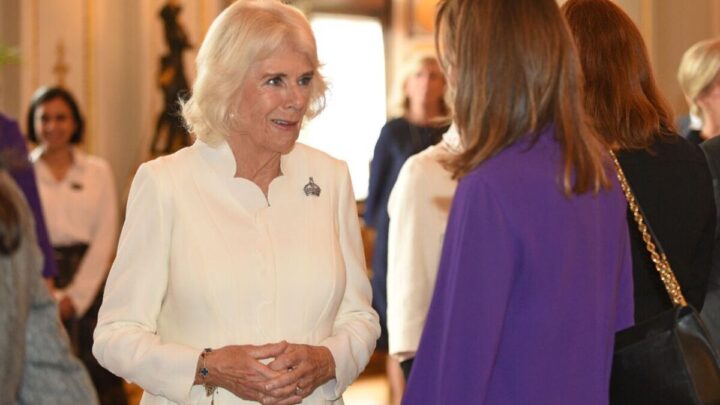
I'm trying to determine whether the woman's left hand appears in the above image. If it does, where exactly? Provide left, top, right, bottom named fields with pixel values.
left=264, top=344, right=336, bottom=400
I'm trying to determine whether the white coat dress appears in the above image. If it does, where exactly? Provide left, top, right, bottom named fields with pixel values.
left=93, top=140, right=380, bottom=405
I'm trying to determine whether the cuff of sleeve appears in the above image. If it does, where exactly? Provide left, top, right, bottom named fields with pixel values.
left=319, top=337, right=353, bottom=400
left=160, top=346, right=203, bottom=404
left=93, top=333, right=201, bottom=405
left=391, top=351, right=416, bottom=362
left=320, top=378, right=340, bottom=401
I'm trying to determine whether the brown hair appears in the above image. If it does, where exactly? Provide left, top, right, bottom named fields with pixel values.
left=436, top=0, right=609, bottom=195
left=562, top=0, right=675, bottom=151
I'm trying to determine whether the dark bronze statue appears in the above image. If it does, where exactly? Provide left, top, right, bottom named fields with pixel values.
left=153, top=0, right=192, bottom=155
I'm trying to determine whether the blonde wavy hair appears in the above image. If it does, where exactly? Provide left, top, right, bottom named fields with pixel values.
left=678, top=37, right=720, bottom=118
left=181, top=0, right=327, bottom=145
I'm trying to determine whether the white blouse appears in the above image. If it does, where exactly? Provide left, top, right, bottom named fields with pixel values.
left=93, top=140, right=379, bottom=405
left=386, top=130, right=459, bottom=362
left=30, top=146, right=118, bottom=317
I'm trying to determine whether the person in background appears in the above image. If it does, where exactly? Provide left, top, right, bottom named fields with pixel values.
left=699, top=136, right=720, bottom=351
left=0, top=163, right=98, bottom=404
left=26, top=86, right=124, bottom=404
left=93, top=1, right=379, bottom=404
left=0, top=41, right=96, bottom=405
left=404, top=0, right=634, bottom=403
left=386, top=123, right=459, bottom=381
left=564, top=0, right=715, bottom=323
left=678, top=37, right=720, bottom=144
left=0, top=43, right=57, bottom=280
left=363, top=52, right=449, bottom=404
left=681, top=38, right=720, bottom=348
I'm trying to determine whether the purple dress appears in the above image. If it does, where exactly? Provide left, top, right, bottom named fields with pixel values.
left=403, top=128, right=634, bottom=404
left=0, top=113, right=58, bottom=278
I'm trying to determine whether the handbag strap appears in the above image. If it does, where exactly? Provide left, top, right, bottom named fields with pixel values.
left=609, top=152, right=688, bottom=307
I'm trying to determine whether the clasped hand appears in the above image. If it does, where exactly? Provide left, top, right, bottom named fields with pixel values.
left=201, top=341, right=335, bottom=405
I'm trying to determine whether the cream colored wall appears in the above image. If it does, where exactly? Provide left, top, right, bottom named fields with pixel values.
left=613, top=0, right=720, bottom=116
left=0, top=0, right=21, bottom=119
left=643, top=0, right=720, bottom=116
left=387, top=0, right=437, bottom=108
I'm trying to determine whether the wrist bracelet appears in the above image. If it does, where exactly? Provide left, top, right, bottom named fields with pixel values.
left=200, top=348, right=217, bottom=397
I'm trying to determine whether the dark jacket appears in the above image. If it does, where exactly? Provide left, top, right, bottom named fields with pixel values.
left=364, top=117, right=447, bottom=348
left=617, top=133, right=715, bottom=323
left=699, top=136, right=720, bottom=349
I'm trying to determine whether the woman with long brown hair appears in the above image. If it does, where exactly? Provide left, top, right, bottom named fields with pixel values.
left=403, top=0, right=633, bottom=403
left=563, top=0, right=715, bottom=324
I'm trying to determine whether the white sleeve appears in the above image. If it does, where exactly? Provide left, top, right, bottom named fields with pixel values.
left=93, top=164, right=200, bottom=404
left=63, top=160, right=118, bottom=317
left=387, top=156, right=444, bottom=360
left=320, top=162, right=381, bottom=400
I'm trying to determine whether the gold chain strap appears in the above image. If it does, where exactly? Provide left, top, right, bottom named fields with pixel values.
left=609, top=152, right=687, bottom=307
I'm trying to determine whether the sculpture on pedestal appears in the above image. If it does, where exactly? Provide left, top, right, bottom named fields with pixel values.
left=152, top=0, right=192, bottom=155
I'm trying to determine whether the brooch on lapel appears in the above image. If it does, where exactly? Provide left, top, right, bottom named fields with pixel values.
left=303, top=177, right=321, bottom=197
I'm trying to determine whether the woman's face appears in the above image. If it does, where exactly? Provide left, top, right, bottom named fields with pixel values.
left=232, top=44, right=314, bottom=156
left=405, top=59, right=446, bottom=108
left=34, top=97, right=76, bottom=151
left=697, top=77, right=720, bottom=124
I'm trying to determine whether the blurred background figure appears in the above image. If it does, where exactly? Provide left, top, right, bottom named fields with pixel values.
left=0, top=164, right=98, bottom=405
left=0, top=107, right=58, bottom=281
left=564, top=0, right=715, bottom=324
left=678, top=37, right=720, bottom=144
left=26, top=86, right=124, bottom=404
left=682, top=37, right=720, bottom=350
left=386, top=123, right=459, bottom=382
left=363, top=52, right=449, bottom=404
left=0, top=43, right=57, bottom=281
left=1, top=42, right=97, bottom=405
left=698, top=134, right=720, bottom=351
left=404, top=0, right=634, bottom=403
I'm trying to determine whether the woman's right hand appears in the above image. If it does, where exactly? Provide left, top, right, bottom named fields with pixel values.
left=58, top=296, right=76, bottom=320
left=195, top=342, right=303, bottom=404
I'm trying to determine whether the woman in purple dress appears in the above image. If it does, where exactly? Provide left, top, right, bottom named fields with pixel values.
left=403, top=0, right=634, bottom=404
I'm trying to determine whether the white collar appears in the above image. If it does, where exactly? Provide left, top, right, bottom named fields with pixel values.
left=194, top=138, right=292, bottom=180
left=29, top=144, right=88, bottom=169
left=442, top=123, right=463, bottom=153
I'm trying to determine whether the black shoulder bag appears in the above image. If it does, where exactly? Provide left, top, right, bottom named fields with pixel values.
left=609, top=153, right=720, bottom=405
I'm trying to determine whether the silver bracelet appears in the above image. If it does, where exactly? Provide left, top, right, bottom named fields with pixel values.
left=199, top=348, right=217, bottom=397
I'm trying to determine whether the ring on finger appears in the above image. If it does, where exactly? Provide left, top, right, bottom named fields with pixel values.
left=295, top=385, right=303, bottom=395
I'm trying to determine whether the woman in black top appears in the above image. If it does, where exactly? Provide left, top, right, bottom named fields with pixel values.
left=563, top=0, right=716, bottom=322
